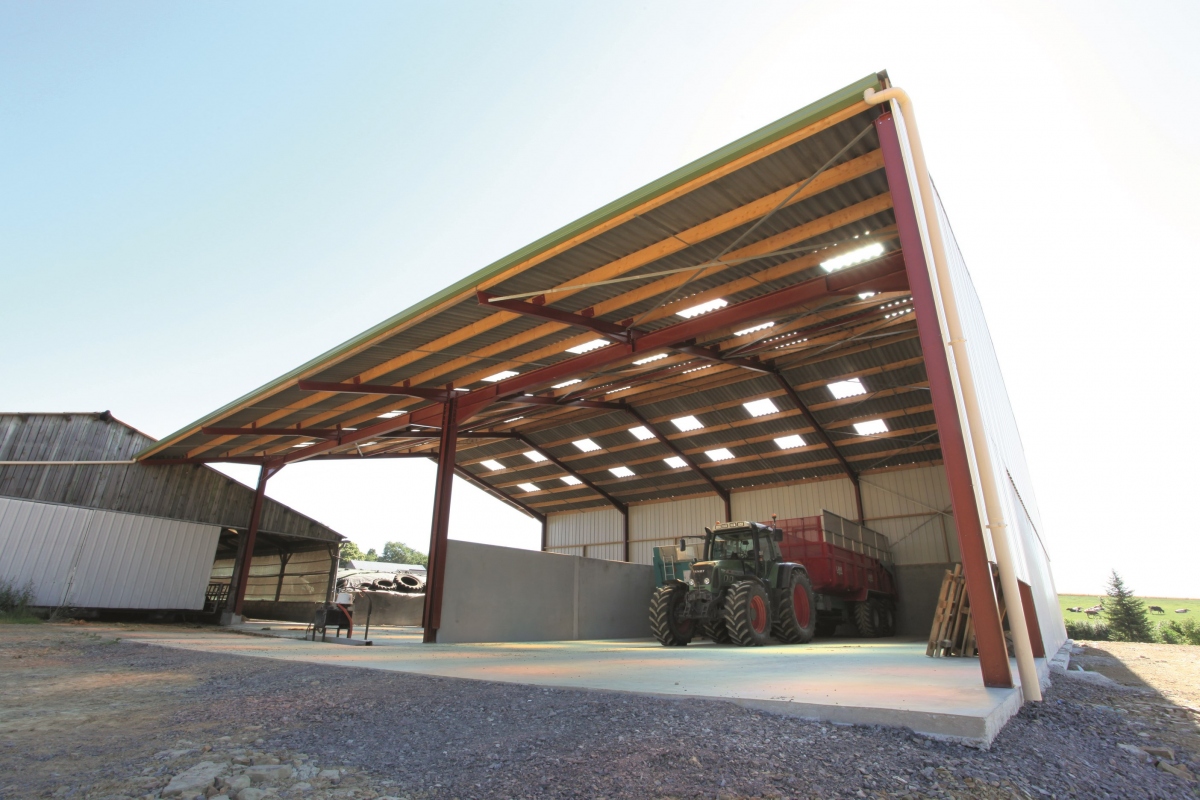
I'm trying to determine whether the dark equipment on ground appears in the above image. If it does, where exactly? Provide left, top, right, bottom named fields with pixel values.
left=650, top=512, right=897, bottom=647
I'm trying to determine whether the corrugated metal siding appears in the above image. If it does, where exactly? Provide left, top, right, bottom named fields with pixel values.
left=629, top=495, right=726, bottom=565
left=0, top=413, right=340, bottom=542
left=860, top=466, right=960, bottom=565
left=0, top=496, right=219, bottom=609
left=731, top=478, right=858, bottom=524
left=546, top=508, right=623, bottom=558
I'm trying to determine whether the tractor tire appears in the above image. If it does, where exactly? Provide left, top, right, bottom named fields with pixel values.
left=649, top=584, right=695, bottom=646
left=722, top=581, right=772, bottom=647
left=704, top=619, right=731, bottom=644
left=853, top=596, right=895, bottom=638
left=773, top=570, right=817, bottom=644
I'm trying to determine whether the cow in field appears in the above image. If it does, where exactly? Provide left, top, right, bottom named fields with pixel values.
left=1177, top=608, right=1190, bottom=614
left=1067, top=606, right=1083, bottom=613
left=1148, top=605, right=1165, bottom=614
left=1085, top=604, right=1104, bottom=618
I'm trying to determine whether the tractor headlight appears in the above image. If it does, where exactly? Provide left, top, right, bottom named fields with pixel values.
left=703, top=577, right=711, bottom=585
left=688, top=578, right=695, bottom=587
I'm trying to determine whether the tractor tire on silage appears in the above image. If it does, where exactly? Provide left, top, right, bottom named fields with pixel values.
left=398, top=574, right=424, bottom=592
left=650, top=584, right=695, bottom=646
left=722, top=581, right=772, bottom=647
left=773, top=570, right=816, bottom=644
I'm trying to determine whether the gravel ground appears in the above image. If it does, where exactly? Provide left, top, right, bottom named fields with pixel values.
left=1, top=624, right=1197, bottom=800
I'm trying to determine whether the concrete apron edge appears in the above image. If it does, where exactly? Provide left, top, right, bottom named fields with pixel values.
left=123, top=634, right=1021, bottom=749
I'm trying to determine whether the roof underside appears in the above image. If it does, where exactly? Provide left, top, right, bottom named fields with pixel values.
left=142, top=72, right=942, bottom=518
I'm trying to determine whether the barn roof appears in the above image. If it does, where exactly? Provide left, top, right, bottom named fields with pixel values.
left=138, top=72, right=939, bottom=521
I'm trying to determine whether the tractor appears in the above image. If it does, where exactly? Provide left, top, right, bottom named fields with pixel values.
left=649, top=520, right=814, bottom=647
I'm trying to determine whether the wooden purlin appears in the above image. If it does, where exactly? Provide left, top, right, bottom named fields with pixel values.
left=193, top=188, right=894, bottom=459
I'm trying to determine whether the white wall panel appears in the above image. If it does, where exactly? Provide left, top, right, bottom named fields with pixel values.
left=629, top=495, right=725, bottom=565
left=0, top=497, right=219, bottom=610
left=860, top=466, right=959, bottom=565
left=546, top=507, right=623, bottom=559
left=730, top=478, right=858, bottom=525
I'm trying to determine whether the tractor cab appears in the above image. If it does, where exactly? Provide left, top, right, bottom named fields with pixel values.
left=688, top=520, right=782, bottom=590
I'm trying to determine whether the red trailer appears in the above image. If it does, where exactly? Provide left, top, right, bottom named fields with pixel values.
left=768, top=512, right=897, bottom=637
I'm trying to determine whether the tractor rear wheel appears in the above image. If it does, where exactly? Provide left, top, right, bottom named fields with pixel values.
left=649, top=584, right=695, bottom=646
left=704, top=619, right=731, bottom=643
left=723, top=581, right=772, bottom=647
left=773, top=570, right=817, bottom=644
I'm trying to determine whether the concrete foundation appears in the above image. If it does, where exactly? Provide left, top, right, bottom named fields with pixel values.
left=437, top=541, right=655, bottom=643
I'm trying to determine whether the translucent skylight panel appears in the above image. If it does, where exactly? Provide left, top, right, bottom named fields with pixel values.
left=552, top=379, right=582, bottom=389
left=820, top=242, right=884, bottom=273
left=774, top=434, right=806, bottom=449
left=480, top=460, right=505, bottom=471
left=671, top=415, right=703, bottom=432
left=503, top=416, right=524, bottom=423
left=377, top=411, right=403, bottom=419
left=633, top=353, right=668, bottom=365
left=664, top=456, right=688, bottom=469
left=853, top=419, right=889, bottom=436
left=629, top=426, right=655, bottom=441
left=523, top=451, right=547, bottom=462
left=572, top=438, right=601, bottom=453
left=743, top=398, right=779, bottom=417
left=517, top=483, right=540, bottom=493
left=827, top=377, right=866, bottom=399
left=606, top=386, right=632, bottom=394
left=483, top=370, right=519, bottom=382
left=561, top=476, right=582, bottom=486
left=566, top=339, right=609, bottom=354
left=292, top=441, right=315, bottom=448
left=609, top=466, right=635, bottom=478
left=734, top=321, right=775, bottom=336
left=677, top=298, right=728, bottom=318
left=705, top=448, right=734, bottom=461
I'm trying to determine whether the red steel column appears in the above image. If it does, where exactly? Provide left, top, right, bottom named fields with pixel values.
left=876, top=111, right=1013, bottom=688
left=422, top=397, right=458, bottom=643
left=226, top=463, right=278, bottom=619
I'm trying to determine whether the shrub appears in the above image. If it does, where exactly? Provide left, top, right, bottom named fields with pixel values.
left=1065, top=619, right=1111, bottom=641
left=1157, top=617, right=1200, bottom=646
left=0, top=578, right=34, bottom=613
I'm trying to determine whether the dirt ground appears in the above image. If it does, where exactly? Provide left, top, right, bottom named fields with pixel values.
left=1, top=623, right=1198, bottom=800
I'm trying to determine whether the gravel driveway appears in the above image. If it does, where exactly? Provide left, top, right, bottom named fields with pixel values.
left=1, top=624, right=1196, bottom=799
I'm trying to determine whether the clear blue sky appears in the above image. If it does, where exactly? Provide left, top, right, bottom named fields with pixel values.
left=2, top=1, right=1196, bottom=596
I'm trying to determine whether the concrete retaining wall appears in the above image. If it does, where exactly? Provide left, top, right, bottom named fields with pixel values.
left=437, top=541, right=655, bottom=643
left=892, top=562, right=953, bottom=638
left=351, top=591, right=424, bottom=626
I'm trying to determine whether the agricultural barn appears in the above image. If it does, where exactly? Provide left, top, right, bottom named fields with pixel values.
left=136, top=72, right=1064, bottom=695
left=0, top=412, right=343, bottom=618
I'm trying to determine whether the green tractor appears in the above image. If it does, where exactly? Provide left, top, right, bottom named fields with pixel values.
left=649, top=520, right=815, bottom=647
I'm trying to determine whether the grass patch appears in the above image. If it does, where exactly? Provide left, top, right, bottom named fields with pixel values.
left=0, top=577, right=39, bottom=623
left=0, top=610, right=43, bottom=624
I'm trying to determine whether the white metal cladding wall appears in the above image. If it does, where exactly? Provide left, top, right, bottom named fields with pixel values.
left=730, top=477, right=858, bottom=527
left=629, top=495, right=726, bottom=565
left=860, top=466, right=961, bottom=565
left=545, top=507, right=623, bottom=561
left=935, top=189, right=1066, bottom=653
left=0, top=496, right=219, bottom=610
left=0, top=496, right=94, bottom=606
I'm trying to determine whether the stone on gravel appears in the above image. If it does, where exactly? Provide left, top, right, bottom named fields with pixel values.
left=221, top=775, right=251, bottom=792
left=1143, top=745, right=1175, bottom=759
left=245, top=764, right=292, bottom=783
left=1157, top=761, right=1195, bottom=780
left=162, top=761, right=226, bottom=796
left=316, top=769, right=340, bottom=784
left=236, top=789, right=267, bottom=800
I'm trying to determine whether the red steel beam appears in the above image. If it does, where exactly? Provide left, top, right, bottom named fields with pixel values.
left=513, top=432, right=628, bottom=518
left=622, top=405, right=730, bottom=521
left=673, top=344, right=772, bottom=374
left=422, top=397, right=458, bottom=643
left=496, top=395, right=626, bottom=411
left=1018, top=580, right=1046, bottom=658
left=225, top=462, right=283, bottom=619
left=297, top=380, right=455, bottom=401
left=876, top=110, right=1012, bottom=689
left=273, top=253, right=908, bottom=467
left=477, top=290, right=635, bottom=343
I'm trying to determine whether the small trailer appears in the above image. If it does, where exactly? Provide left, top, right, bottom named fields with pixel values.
left=650, top=511, right=897, bottom=646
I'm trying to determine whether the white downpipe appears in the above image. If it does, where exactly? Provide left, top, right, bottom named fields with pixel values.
left=864, top=86, right=1041, bottom=702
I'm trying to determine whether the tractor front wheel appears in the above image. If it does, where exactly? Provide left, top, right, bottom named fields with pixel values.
left=723, top=581, right=772, bottom=647
left=650, top=584, right=695, bottom=646
left=773, top=570, right=817, bottom=644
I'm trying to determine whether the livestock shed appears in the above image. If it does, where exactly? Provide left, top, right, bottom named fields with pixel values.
left=136, top=72, right=1064, bottom=701
left=0, top=412, right=344, bottom=618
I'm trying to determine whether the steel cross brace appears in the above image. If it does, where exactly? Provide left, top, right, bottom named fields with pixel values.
left=622, top=405, right=730, bottom=521
left=476, top=290, right=636, bottom=344
left=512, top=433, right=627, bottom=517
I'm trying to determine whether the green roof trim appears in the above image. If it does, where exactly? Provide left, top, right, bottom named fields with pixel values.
left=141, top=73, right=883, bottom=459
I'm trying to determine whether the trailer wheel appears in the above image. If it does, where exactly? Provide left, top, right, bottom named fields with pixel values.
left=704, top=619, right=731, bottom=644
left=854, top=596, right=894, bottom=637
left=723, top=581, right=772, bottom=647
left=649, top=584, right=695, bottom=646
left=773, top=571, right=817, bottom=644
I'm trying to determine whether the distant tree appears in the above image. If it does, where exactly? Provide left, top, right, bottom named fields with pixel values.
left=381, top=541, right=429, bottom=567
left=339, top=541, right=366, bottom=568
left=1104, top=570, right=1154, bottom=642
left=365, top=548, right=378, bottom=560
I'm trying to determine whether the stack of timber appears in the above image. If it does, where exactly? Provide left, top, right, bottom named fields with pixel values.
left=927, top=564, right=1008, bottom=658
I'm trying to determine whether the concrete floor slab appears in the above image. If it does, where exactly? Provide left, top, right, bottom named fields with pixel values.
left=123, top=626, right=1037, bottom=746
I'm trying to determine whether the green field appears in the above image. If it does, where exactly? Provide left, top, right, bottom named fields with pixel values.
left=1058, top=594, right=1200, bottom=620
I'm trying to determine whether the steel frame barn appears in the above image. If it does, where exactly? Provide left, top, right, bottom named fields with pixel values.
left=139, top=72, right=1065, bottom=695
